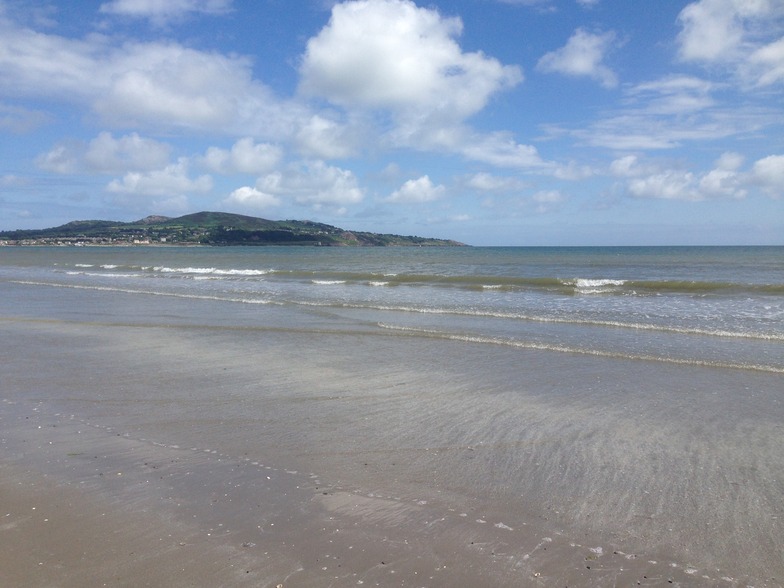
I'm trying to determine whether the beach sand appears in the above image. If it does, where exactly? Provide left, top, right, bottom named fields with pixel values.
left=1, top=411, right=731, bottom=588
left=2, top=314, right=781, bottom=587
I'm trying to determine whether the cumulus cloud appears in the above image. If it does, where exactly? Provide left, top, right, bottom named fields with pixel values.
left=0, top=22, right=294, bottom=138
left=223, top=186, right=281, bottom=209
left=387, top=175, right=445, bottom=203
left=36, top=132, right=172, bottom=175
left=106, top=158, right=213, bottom=197
left=677, top=0, right=747, bottom=62
left=677, top=0, right=784, bottom=86
left=698, top=152, right=747, bottom=198
left=252, top=160, right=364, bottom=210
left=99, top=0, right=233, bottom=26
left=536, top=28, right=618, bottom=88
left=628, top=170, right=699, bottom=201
left=752, top=154, right=784, bottom=196
left=295, top=114, right=358, bottom=159
left=609, top=155, right=645, bottom=177
left=299, top=0, right=522, bottom=124
left=203, top=138, right=282, bottom=175
left=615, top=152, right=782, bottom=201
left=85, top=132, right=172, bottom=173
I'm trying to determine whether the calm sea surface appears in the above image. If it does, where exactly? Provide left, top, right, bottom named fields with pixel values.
left=2, top=245, right=783, bottom=583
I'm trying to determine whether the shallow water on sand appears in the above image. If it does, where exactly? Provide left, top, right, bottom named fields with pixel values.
left=1, top=246, right=783, bottom=586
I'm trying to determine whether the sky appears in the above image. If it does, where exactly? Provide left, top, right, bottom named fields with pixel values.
left=0, top=0, right=782, bottom=245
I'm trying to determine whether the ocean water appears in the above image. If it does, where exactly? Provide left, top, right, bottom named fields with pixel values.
left=2, top=245, right=783, bottom=584
left=4, top=246, right=783, bottom=372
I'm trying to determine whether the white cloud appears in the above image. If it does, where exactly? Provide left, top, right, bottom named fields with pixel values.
left=299, top=0, right=522, bottom=123
left=94, top=42, right=269, bottom=131
left=745, top=37, right=784, bottom=87
left=536, top=28, right=618, bottom=88
left=532, top=189, right=565, bottom=212
left=387, top=175, right=445, bottom=203
left=625, top=75, right=716, bottom=115
left=85, top=132, right=172, bottom=173
left=752, top=154, right=784, bottom=196
left=0, top=22, right=295, bottom=138
left=698, top=152, right=747, bottom=198
left=466, top=172, right=524, bottom=192
left=36, top=132, right=172, bottom=175
left=36, top=143, right=79, bottom=174
left=609, top=154, right=658, bottom=177
left=460, top=132, right=549, bottom=169
left=203, top=138, right=282, bottom=175
left=106, top=158, right=213, bottom=197
left=253, top=160, right=364, bottom=210
left=628, top=170, right=699, bottom=201
left=560, top=75, right=777, bottom=150
left=677, top=0, right=747, bottom=62
left=677, top=0, right=784, bottom=86
left=618, top=152, right=768, bottom=201
left=99, top=0, right=233, bottom=25
left=295, top=114, right=358, bottom=159
left=223, top=186, right=281, bottom=209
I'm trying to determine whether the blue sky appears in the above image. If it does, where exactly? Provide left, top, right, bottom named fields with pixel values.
left=0, top=0, right=782, bottom=245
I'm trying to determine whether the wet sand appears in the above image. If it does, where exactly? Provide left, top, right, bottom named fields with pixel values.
left=2, top=314, right=782, bottom=587
left=1, top=406, right=747, bottom=588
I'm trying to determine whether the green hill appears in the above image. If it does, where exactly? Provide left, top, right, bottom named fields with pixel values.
left=0, top=212, right=466, bottom=247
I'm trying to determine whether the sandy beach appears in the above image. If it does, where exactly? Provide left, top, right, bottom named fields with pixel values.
left=1, top=395, right=742, bottom=588
left=3, top=312, right=781, bottom=587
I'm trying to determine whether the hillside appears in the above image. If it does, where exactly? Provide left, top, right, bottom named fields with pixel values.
left=0, top=212, right=466, bottom=247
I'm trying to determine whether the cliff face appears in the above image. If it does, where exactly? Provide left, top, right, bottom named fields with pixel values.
left=0, top=211, right=467, bottom=247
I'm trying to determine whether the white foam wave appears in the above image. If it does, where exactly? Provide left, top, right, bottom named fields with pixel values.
left=312, top=280, right=346, bottom=285
left=152, top=266, right=270, bottom=276
left=74, top=264, right=93, bottom=268
left=368, top=281, right=389, bottom=287
left=213, top=269, right=271, bottom=276
left=570, top=278, right=626, bottom=294
left=376, top=323, right=784, bottom=373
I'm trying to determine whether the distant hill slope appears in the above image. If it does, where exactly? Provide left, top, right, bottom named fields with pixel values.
left=0, top=211, right=466, bottom=247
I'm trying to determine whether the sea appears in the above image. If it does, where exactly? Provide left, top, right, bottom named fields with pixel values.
left=2, top=245, right=783, bottom=585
